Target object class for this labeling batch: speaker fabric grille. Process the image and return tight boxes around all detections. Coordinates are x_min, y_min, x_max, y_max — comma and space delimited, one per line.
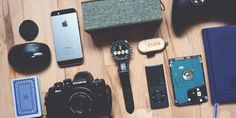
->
82, 0, 162, 31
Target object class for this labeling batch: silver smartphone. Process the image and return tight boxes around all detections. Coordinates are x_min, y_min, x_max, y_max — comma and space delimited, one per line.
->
51, 8, 84, 68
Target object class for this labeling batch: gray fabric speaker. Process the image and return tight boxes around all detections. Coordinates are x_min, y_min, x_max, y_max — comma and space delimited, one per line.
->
82, 0, 162, 32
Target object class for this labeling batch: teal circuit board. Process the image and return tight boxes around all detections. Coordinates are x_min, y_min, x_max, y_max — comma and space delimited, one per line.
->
169, 55, 208, 106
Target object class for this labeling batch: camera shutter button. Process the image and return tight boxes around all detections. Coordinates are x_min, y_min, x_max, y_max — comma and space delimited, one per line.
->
63, 79, 72, 87
54, 82, 63, 88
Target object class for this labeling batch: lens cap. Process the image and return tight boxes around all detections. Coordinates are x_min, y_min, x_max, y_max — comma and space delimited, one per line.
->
19, 20, 39, 41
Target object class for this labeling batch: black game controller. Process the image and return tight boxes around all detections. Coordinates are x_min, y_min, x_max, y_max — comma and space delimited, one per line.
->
172, 0, 236, 35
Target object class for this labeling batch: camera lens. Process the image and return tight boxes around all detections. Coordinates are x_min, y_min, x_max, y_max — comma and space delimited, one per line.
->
69, 90, 93, 117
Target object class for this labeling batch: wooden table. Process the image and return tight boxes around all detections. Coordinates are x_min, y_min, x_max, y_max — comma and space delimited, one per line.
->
1, 0, 236, 118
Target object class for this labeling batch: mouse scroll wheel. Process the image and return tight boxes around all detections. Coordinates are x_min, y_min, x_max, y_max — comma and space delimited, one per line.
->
31, 52, 43, 58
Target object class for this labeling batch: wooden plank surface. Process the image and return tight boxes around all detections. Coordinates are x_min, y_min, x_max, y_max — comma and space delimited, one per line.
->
1, 0, 236, 118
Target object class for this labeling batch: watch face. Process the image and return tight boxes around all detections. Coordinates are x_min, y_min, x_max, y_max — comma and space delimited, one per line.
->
111, 40, 131, 61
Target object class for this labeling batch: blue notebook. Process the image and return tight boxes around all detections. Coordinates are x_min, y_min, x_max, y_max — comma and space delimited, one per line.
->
202, 25, 236, 104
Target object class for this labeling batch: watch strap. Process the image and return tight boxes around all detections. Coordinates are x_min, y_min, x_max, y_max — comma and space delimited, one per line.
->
119, 69, 134, 114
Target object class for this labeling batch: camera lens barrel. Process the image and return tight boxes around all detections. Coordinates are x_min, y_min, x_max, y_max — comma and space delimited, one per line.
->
69, 88, 93, 117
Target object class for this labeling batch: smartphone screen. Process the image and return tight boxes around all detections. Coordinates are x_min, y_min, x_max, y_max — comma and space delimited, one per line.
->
51, 8, 84, 67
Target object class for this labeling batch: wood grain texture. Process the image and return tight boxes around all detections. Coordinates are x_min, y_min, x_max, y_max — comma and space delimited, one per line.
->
1, 0, 236, 118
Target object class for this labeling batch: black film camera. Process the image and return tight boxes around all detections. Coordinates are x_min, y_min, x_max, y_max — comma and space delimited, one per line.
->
45, 71, 112, 118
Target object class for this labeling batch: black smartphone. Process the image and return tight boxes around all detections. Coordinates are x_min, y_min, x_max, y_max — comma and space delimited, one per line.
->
51, 8, 84, 68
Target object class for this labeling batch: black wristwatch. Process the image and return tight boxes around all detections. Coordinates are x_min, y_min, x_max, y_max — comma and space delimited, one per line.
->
111, 40, 134, 114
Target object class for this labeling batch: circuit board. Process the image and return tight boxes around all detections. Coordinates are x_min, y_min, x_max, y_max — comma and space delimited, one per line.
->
169, 55, 208, 106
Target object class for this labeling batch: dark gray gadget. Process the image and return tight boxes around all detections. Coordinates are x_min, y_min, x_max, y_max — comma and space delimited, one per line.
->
51, 8, 84, 67
145, 64, 169, 109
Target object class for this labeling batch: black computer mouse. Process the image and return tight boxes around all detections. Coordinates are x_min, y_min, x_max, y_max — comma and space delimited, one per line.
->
8, 42, 51, 73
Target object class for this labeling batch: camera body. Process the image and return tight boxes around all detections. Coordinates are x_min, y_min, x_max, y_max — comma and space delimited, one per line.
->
45, 71, 112, 118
